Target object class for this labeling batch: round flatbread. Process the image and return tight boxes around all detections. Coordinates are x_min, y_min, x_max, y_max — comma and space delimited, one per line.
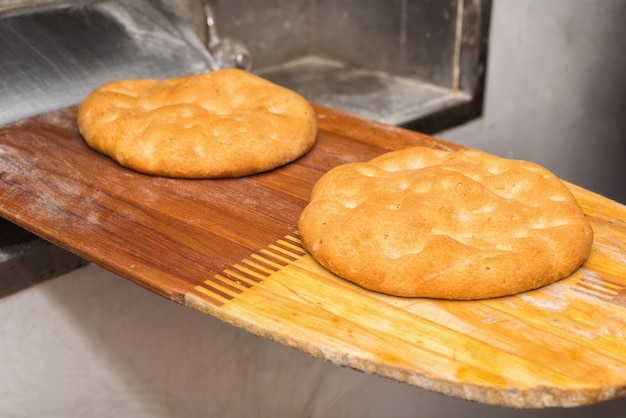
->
77, 69, 317, 178
298, 146, 594, 299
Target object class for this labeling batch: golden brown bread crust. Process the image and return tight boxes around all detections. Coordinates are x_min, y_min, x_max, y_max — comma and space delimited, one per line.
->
77, 69, 317, 178
298, 147, 594, 299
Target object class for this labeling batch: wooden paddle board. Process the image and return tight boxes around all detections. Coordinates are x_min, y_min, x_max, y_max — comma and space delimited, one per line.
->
1, 105, 624, 408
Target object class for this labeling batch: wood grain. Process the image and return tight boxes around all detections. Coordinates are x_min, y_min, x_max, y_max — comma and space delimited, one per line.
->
1, 105, 625, 408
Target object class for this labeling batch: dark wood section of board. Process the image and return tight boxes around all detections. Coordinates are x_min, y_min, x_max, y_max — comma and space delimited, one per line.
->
0, 105, 460, 303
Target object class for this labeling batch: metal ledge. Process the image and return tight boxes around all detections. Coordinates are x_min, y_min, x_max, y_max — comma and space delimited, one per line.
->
257, 56, 472, 126
0, 219, 88, 297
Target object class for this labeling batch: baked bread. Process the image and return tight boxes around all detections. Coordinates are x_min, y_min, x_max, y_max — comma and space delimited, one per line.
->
298, 146, 594, 299
77, 69, 317, 178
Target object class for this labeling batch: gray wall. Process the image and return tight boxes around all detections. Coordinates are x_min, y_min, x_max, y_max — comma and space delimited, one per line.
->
440, 0, 626, 204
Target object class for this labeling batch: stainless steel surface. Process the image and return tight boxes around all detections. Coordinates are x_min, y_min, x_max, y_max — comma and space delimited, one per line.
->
0, 0, 216, 126
0, 219, 88, 297
257, 56, 470, 126
211, 0, 489, 127
0, 0, 489, 129
202, 0, 252, 70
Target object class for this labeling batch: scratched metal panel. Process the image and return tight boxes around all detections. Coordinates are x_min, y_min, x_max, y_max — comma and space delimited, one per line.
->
0, 0, 216, 126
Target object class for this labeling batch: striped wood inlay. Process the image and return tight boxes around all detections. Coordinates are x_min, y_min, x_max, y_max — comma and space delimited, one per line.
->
194, 233, 306, 307
572, 275, 626, 308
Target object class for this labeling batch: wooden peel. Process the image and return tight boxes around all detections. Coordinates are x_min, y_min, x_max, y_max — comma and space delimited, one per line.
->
0, 105, 625, 408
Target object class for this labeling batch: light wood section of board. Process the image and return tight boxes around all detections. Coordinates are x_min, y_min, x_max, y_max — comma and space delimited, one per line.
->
186, 188, 626, 408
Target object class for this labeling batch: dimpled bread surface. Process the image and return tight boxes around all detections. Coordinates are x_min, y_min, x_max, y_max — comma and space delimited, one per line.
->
77, 69, 317, 178
298, 146, 594, 299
